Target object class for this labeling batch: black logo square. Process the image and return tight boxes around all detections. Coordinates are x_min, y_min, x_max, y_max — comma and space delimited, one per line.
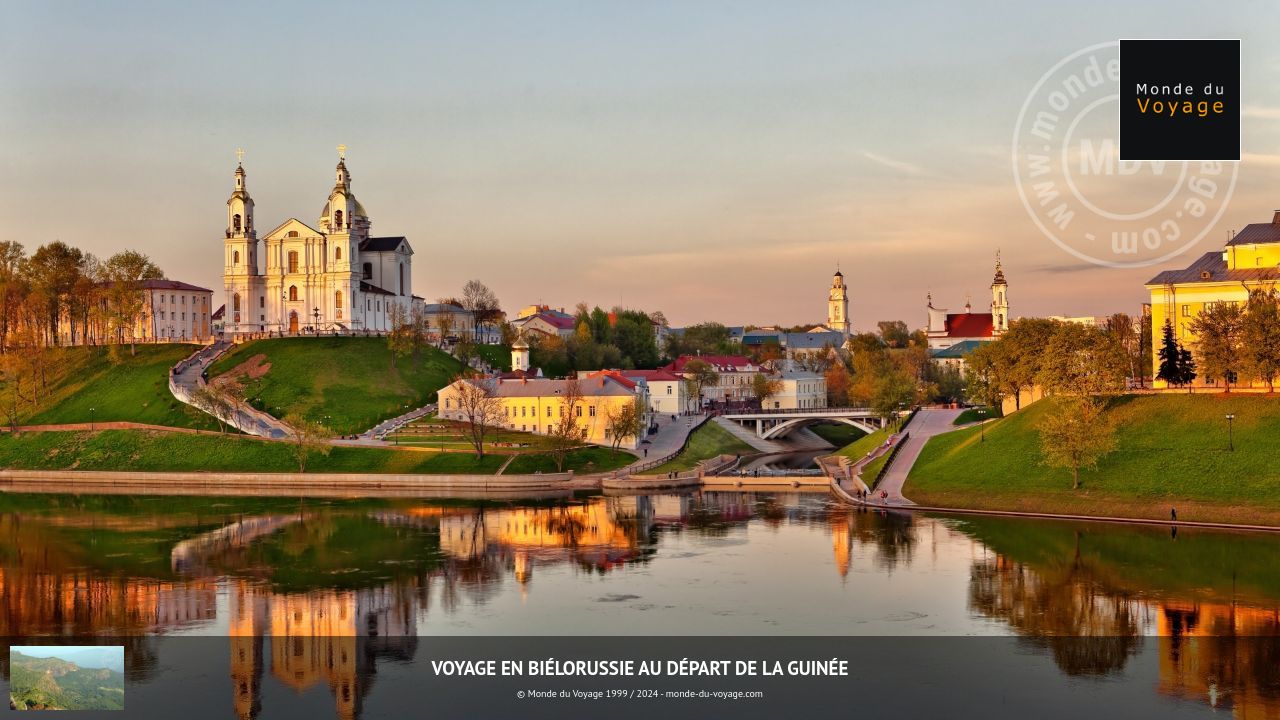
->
1119, 39, 1240, 161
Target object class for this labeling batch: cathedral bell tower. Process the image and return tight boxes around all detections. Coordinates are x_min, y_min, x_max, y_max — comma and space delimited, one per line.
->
225, 151, 258, 277
990, 251, 1009, 335
827, 268, 850, 338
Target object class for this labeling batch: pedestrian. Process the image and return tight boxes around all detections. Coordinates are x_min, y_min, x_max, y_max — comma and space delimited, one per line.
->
644, 448, 648, 458
1171, 507, 1177, 522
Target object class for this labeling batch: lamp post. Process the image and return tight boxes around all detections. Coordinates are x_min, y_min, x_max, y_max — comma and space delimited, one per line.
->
89, 407, 95, 432
1226, 413, 1235, 452
312, 307, 321, 333
978, 408, 987, 443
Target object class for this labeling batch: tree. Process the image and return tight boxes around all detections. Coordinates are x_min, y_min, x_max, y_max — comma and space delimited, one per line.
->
1104, 312, 1139, 383
451, 375, 504, 458
284, 413, 332, 472
1189, 301, 1245, 391
189, 384, 232, 434
1241, 288, 1280, 391
1038, 396, 1115, 489
0, 241, 27, 352
824, 362, 851, 406
1036, 323, 1127, 397
102, 250, 163, 354
25, 241, 89, 346
964, 341, 1003, 408
547, 376, 585, 471
605, 397, 644, 451
460, 279, 503, 325
681, 359, 719, 412
1177, 345, 1197, 390
1156, 318, 1181, 386
871, 367, 916, 422
877, 320, 910, 349
749, 372, 782, 406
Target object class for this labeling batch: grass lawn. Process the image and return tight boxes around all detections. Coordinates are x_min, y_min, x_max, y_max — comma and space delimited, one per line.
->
503, 446, 633, 474
809, 422, 866, 447
470, 343, 511, 372
861, 451, 891, 486
909, 394, 1280, 525
648, 421, 755, 473
834, 426, 890, 461
953, 406, 1000, 425
0, 430, 505, 474
207, 337, 462, 435
21, 344, 219, 430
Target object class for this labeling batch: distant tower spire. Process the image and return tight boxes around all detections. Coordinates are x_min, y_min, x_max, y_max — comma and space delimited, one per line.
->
991, 249, 1009, 335
828, 266, 849, 338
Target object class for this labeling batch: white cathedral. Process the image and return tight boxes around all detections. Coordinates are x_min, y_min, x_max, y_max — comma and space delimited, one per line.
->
222, 150, 415, 336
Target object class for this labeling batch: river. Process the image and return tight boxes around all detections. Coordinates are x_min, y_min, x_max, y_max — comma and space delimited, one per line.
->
1, 488, 1277, 717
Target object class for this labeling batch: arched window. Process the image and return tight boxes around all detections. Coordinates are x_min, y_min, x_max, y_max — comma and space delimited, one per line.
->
362, 262, 372, 280
287, 251, 299, 273
232, 293, 241, 312
232, 214, 242, 232
334, 209, 343, 228
233, 250, 240, 265
334, 290, 343, 309
398, 263, 405, 295
289, 285, 298, 301
336, 246, 342, 261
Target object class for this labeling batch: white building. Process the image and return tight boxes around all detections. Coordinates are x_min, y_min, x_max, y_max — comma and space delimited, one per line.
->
222, 150, 415, 337
771, 364, 828, 410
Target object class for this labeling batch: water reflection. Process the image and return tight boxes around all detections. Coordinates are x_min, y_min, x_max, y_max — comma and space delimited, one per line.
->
7, 494, 1280, 717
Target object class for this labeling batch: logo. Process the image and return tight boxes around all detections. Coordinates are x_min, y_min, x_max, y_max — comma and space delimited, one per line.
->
1012, 41, 1238, 268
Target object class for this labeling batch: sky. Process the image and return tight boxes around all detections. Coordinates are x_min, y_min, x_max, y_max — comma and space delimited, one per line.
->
3, 1, 1280, 330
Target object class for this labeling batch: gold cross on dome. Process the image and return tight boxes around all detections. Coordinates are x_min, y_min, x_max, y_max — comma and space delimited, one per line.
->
235, 147, 245, 163
337, 144, 347, 160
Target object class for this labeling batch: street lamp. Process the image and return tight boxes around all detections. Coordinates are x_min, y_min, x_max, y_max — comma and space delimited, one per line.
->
312, 307, 321, 333
978, 408, 987, 443
89, 407, 95, 432
1226, 413, 1236, 452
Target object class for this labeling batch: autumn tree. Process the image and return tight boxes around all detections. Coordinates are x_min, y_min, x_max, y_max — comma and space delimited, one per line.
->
284, 412, 332, 472
1241, 288, 1280, 391
102, 250, 163, 354
1190, 301, 1245, 391
749, 372, 783, 406
1037, 322, 1127, 397
1038, 396, 1115, 489
604, 397, 644, 451
824, 362, 851, 406
681, 359, 719, 412
189, 384, 233, 434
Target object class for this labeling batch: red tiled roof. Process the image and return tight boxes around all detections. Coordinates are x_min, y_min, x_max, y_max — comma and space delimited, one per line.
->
582, 370, 638, 390
622, 369, 682, 382
664, 355, 757, 372
944, 313, 994, 339
139, 279, 213, 293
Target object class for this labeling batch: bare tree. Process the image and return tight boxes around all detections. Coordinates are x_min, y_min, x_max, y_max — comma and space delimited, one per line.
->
190, 384, 232, 434
461, 279, 503, 327
547, 377, 585, 471
605, 397, 644, 450
451, 375, 504, 458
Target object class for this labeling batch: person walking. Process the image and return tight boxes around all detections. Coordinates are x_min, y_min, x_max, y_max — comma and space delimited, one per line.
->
1171, 507, 1177, 522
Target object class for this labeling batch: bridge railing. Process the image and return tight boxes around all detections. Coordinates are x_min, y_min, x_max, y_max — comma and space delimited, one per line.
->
722, 406, 876, 417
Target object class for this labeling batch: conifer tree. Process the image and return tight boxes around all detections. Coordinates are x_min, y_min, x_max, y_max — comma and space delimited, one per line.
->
1156, 319, 1181, 385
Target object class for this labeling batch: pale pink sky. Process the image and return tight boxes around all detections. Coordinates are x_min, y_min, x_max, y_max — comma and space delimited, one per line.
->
3, 2, 1279, 329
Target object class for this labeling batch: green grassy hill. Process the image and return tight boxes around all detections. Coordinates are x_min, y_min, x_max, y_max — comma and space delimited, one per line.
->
9, 650, 125, 711
649, 422, 755, 473
0, 430, 505, 474
18, 344, 216, 429
909, 394, 1280, 525
207, 337, 462, 435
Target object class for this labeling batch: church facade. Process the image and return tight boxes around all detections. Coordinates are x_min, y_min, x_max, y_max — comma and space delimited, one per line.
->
222, 152, 415, 336
926, 254, 1009, 351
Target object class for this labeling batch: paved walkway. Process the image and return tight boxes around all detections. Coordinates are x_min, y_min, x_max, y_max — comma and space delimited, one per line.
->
874, 407, 965, 506
170, 341, 293, 440
620, 413, 708, 473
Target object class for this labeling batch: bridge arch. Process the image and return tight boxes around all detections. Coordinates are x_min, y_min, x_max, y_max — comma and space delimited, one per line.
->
760, 416, 881, 440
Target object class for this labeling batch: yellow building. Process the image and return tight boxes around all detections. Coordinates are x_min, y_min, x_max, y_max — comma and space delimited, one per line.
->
437, 373, 647, 450
1145, 210, 1280, 389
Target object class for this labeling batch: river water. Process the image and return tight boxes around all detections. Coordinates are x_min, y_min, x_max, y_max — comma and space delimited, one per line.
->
2, 488, 1278, 717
